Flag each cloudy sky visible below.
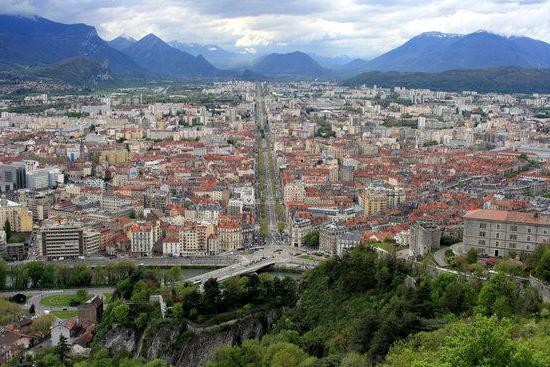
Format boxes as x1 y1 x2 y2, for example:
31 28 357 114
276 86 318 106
2 0 550 57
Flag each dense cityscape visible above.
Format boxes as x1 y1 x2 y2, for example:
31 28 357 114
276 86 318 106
0 1 550 366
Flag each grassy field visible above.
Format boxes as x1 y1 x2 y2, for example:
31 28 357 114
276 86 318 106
50 310 78 319
39 294 78 307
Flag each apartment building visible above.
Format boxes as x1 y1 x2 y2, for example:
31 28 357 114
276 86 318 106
463 209 550 257
130 223 160 256
82 229 101 255
217 221 243 251
359 187 405 216
163 224 208 256
41 224 83 260
283 181 306 204
359 189 388 216
319 222 346 254
0 199 33 232
290 217 312 247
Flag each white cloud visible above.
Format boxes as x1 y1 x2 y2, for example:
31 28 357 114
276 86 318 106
1 0 550 57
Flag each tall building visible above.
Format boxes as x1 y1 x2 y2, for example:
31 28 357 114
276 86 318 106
217 221 243 251
83 229 101 255
359 187 405 216
41 224 83 260
359 189 388 216
319 222 346 255
0 199 33 232
290 217 312 247
283 181 306 204
130 222 160 256
463 209 550 257
0 163 26 192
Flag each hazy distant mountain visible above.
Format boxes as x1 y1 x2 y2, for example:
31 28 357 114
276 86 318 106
168 41 252 69
120 34 218 77
0 15 142 75
311 54 353 68
108 35 136 51
344 31 550 73
251 51 326 77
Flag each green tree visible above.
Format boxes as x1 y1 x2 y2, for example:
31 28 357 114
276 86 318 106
165 266 183 283
56 334 70 363
112 301 130 325
534 249 550 282
465 248 479 264
476 273 517 318
302 230 320 248
202 278 221 314
339 353 370 367
4 219 12 242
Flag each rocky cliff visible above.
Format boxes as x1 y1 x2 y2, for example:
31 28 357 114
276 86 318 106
104 309 280 367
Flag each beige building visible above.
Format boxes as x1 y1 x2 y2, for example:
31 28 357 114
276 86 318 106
283 181 306 204
359 189 388 216
463 209 550 257
163 224 209 256
359 187 405 216
0 199 33 232
290 217 312 247
130 222 160 256
217 221 243 251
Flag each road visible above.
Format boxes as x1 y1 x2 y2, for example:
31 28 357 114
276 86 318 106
255 83 286 247
0 287 115 316
186 245 320 285
433 246 450 267
13 254 239 268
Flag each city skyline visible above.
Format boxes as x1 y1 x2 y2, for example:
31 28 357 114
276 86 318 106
1 0 550 57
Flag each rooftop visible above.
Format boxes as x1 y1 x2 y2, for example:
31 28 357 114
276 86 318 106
464 209 550 226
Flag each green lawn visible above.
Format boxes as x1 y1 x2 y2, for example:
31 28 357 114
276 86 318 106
40 294 77 307
50 310 78 319
103 292 112 304
299 255 316 261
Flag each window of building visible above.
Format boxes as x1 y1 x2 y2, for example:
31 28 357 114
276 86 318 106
527 236 531 242
510 226 518 232
527 228 532 233
479 223 487 229
496 224 500 230
510 243 516 249
510 234 517 240
479 240 486 246
496 233 500 239
479 231 486 237
495 241 499 247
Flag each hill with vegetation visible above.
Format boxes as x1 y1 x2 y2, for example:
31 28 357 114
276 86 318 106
343 67 550 94
7 245 550 366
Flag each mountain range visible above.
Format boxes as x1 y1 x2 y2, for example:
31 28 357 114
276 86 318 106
1 14 550 88
345 31 550 73
250 52 327 77
116 34 219 77
0 14 142 75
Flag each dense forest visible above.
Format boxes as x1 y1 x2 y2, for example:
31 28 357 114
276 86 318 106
7 246 550 367
343 68 550 94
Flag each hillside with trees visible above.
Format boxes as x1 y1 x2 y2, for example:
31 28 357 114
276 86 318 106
8 246 549 366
